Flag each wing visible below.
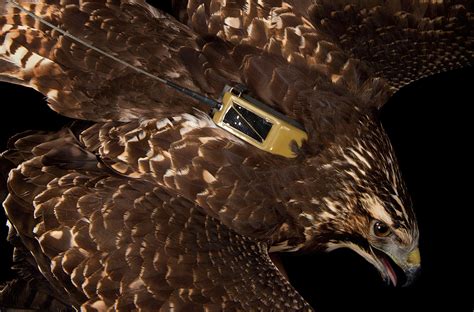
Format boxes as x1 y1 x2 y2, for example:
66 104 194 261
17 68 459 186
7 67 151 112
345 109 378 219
0 0 245 121
1 0 393 122
310 0 473 92
174 0 473 104
78 113 305 240
0 128 312 311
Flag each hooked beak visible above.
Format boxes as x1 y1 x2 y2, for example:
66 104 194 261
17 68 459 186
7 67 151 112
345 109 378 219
374 247 421 287
403 248 421 285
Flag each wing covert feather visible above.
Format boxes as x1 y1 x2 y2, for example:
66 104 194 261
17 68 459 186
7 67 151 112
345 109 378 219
0 0 237 121
1 129 312 311
176 0 473 102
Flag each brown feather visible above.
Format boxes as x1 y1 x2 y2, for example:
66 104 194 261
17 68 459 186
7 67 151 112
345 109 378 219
1 129 311 310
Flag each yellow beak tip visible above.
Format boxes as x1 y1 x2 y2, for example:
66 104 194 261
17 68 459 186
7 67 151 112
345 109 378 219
407 248 421 265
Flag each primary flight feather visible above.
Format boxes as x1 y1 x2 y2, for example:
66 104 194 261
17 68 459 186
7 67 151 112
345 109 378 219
0 0 471 310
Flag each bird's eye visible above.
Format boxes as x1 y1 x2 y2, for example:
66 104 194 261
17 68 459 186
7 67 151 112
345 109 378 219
373 221 391 237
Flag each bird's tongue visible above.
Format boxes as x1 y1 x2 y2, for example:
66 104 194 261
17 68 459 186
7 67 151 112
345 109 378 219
382 257 398 286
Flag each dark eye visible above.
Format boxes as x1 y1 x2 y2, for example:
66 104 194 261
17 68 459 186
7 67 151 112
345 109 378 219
373 221 391 237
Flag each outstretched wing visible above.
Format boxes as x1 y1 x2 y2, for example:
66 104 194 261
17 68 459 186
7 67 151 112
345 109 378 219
0 0 244 121
0 0 397 124
174 0 473 103
1 129 311 311
309 0 473 92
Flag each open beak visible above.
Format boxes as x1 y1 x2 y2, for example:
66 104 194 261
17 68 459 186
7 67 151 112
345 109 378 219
375 247 421 287
329 243 421 287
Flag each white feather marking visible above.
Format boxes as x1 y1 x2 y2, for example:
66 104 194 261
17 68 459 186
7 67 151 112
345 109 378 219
165 71 180 79
32 223 41 235
126 130 146 142
310 198 320 205
342 154 358 167
326 51 335 63
161 151 171 159
361 194 393 225
319 211 334 220
173 142 187 150
46 89 58 100
152 154 165 162
48 230 64 240
10 46 28 66
1 24 13 32
225 17 241 28
156 118 173 129
202 170 216 183
127 171 142 178
197 189 209 196
357 141 373 159
323 198 339 213
198 137 215 144
23 52 44 72
50 258 60 273
321 164 332 170
345 169 360 182
299 212 314 222
331 74 342 83
117 151 128 163
70 268 80 287
117 111 141 122
128 278 144 290
164 169 176 178
179 126 194 136
0 37 11 56
391 194 407 217
179 113 215 136
90 300 107 310
348 148 372 168
176 167 190 176
5 220 12 231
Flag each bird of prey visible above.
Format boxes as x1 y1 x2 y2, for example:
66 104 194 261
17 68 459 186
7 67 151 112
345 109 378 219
0 0 472 310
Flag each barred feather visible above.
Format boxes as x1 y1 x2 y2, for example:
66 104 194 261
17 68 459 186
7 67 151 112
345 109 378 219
177 0 473 97
1 0 470 309
2 130 311 311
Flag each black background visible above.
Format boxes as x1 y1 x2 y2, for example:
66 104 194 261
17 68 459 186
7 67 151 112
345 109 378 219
0 2 473 309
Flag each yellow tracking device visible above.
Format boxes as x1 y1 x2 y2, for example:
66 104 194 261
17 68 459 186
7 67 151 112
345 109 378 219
212 86 308 158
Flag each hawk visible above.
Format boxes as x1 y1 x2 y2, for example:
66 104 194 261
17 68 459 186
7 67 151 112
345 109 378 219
0 0 472 310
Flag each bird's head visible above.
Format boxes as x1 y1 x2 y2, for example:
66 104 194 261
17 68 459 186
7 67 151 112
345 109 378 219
318 194 421 287
277 115 421 287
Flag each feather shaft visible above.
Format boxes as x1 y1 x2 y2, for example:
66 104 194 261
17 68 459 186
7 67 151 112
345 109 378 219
5 0 220 108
